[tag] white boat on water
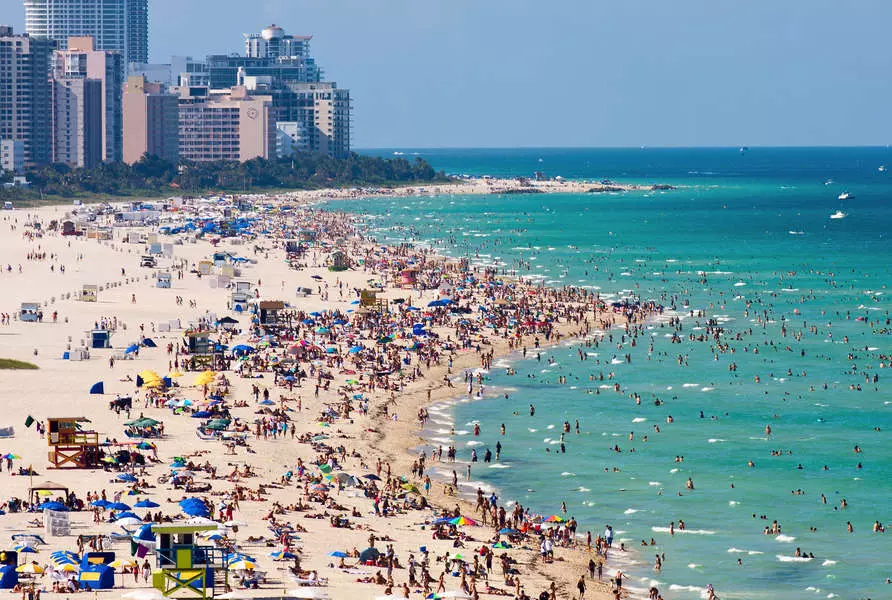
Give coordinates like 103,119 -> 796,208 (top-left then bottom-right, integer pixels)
879,165 -> 887,172
838,192 -> 852,200
830,210 -> 847,219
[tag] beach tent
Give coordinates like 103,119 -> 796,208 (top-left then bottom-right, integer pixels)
78,564 -> 114,589
89,382 -> 104,395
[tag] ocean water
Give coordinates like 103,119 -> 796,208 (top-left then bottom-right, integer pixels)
331,148 -> 892,599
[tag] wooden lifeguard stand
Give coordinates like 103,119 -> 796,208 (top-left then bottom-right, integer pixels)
151,524 -> 226,598
360,289 -> 387,313
47,417 -> 100,469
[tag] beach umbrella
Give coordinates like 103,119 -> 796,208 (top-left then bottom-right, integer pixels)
498,528 -> 520,535
37,501 -> 68,512
108,558 -> 138,569
269,551 -> 296,561
116,473 -> 137,482
327,551 -> 348,558
492,541 -> 511,549
113,511 -> 140,520
286,589 -> 329,600
139,370 -> 161,381
142,338 -> 157,348
58,563 -> 79,573
191,411 -> 212,418
3,453 -> 22,460
227,560 -> 256,571
136,442 -> 154,450
192,370 -> 216,386
543,515 -> 565,523
90,499 -> 110,508
107,502 -> 131,511
125,417 -> 160,428
448,516 -> 478,527
15,564 -> 44,574
362,474 -> 381,481
179,498 -> 209,517
401,483 -> 420,494
348,346 -> 363,353
134,500 -> 160,508
13,545 -> 37,553
89,381 -> 104,395
358,547 -> 380,563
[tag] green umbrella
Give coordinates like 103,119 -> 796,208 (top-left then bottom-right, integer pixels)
205,419 -> 230,431
125,417 -> 161,428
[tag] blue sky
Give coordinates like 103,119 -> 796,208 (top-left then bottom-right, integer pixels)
9,0 -> 890,148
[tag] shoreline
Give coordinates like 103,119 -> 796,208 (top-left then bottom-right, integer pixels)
0,189 -> 657,600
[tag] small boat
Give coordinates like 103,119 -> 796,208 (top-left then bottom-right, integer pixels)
879,165 -> 887,172
838,192 -> 852,200
830,211 -> 847,220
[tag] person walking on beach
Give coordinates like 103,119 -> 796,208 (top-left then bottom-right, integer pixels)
577,575 -> 586,599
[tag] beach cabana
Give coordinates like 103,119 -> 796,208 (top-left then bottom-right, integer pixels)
78,552 -> 115,590
327,250 -> 349,272
0,551 -> 18,590
156,272 -> 172,289
258,301 -> 285,326
90,329 -> 112,349
28,480 -> 70,505
19,302 -> 41,322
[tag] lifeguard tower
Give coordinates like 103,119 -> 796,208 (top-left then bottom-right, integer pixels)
81,285 -> 98,302
360,289 -> 387,313
184,331 -> 219,371
327,250 -> 349,272
47,417 -> 100,469
399,268 -> 418,288
151,524 -> 226,598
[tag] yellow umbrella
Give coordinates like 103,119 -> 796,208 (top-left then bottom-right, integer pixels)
58,564 -> 78,573
139,370 -> 161,381
109,559 -> 137,569
16,563 -> 44,574
227,560 -> 256,571
143,379 -> 165,388
192,370 -> 216,386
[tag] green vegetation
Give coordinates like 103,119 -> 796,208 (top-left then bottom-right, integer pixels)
0,152 -> 450,201
0,359 -> 39,370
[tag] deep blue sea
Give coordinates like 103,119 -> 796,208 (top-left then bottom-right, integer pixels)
334,148 -> 892,600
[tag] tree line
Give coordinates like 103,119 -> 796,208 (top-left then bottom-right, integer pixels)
0,152 -> 449,200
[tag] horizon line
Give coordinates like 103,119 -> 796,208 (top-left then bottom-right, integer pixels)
356,144 -> 892,151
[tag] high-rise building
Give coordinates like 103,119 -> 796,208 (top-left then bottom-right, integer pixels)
0,139 -> 25,173
244,24 -> 312,60
53,36 -> 123,163
176,86 -> 274,162
208,25 -> 321,89
0,25 -> 56,167
52,77 -> 103,167
24,0 -> 148,67
122,75 -> 178,164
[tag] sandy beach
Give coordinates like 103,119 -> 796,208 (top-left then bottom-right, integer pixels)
0,187 -> 651,600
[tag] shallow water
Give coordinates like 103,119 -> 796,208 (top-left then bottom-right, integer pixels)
330,148 -> 892,599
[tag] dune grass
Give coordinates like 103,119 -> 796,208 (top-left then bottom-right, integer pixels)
0,359 -> 39,370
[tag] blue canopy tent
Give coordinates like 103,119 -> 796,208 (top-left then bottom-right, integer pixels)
89,382 -> 104,395
142,338 -> 157,348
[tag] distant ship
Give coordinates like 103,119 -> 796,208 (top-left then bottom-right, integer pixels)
739,146 -> 749,155
837,192 -> 853,200
830,210 -> 847,219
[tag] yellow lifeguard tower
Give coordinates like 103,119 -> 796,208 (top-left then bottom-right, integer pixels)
47,417 -> 100,469
151,524 -> 226,598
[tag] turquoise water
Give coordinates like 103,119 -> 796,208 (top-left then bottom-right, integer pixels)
333,148 -> 892,599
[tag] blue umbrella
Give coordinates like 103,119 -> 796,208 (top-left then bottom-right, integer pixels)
191,411 -> 212,418
13,545 -> 37,553
37,501 -> 68,512
327,551 -> 348,558
178,498 -> 209,517
106,502 -> 131,511
142,338 -> 157,348
133,524 -> 155,542
259,399 -> 274,406
112,511 -> 141,521
116,473 -> 137,482
90,499 -> 110,508
134,500 -> 160,508
124,344 -> 139,354
349,346 -> 363,353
